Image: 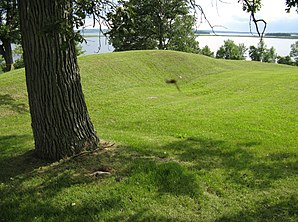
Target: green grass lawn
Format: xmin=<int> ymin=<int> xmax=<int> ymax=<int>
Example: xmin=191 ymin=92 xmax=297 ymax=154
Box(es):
xmin=0 ymin=50 xmax=297 ymax=221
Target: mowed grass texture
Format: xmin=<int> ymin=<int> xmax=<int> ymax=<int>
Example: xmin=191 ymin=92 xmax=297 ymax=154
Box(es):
xmin=0 ymin=50 xmax=297 ymax=221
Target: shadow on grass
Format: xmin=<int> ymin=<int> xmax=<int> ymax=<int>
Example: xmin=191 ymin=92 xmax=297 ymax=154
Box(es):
xmin=0 ymin=138 xmax=200 ymax=221
xmin=0 ymin=94 xmax=28 ymax=114
xmin=108 ymin=209 xmax=191 ymax=222
xmin=0 ymin=135 xmax=297 ymax=221
xmin=0 ymin=134 xmax=50 ymax=182
xmin=216 ymin=195 xmax=298 ymax=222
xmin=162 ymin=137 xmax=298 ymax=189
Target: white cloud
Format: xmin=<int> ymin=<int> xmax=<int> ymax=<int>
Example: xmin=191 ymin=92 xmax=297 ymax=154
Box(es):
xmin=196 ymin=0 xmax=298 ymax=32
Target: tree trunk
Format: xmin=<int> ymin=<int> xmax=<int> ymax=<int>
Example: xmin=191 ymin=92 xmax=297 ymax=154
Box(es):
xmin=158 ymin=36 xmax=164 ymax=50
xmin=0 ymin=39 xmax=14 ymax=72
xmin=18 ymin=0 xmax=99 ymax=161
xmin=157 ymin=20 xmax=164 ymax=50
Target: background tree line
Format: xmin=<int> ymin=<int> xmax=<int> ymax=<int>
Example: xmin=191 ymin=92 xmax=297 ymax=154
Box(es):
xmin=201 ymin=39 xmax=298 ymax=66
xmin=0 ymin=0 xmax=19 ymax=72
xmin=199 ymin=39 xmax=298 ymax=66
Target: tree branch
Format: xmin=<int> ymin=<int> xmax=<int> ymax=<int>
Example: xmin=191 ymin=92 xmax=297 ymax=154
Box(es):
xmin=241 ymin=0 xmax=267 ymax=40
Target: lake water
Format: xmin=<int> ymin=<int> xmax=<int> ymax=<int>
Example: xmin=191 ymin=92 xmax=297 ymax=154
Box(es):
xmin=81 ymin=36 xmax=114 ymax=54
xmin=81 ymin=35 xmax=297 ymax=58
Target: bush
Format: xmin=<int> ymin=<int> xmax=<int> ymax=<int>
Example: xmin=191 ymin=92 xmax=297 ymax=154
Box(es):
xmin=216 ymin=39 xmax=247 ymax=60
xmin=290 ymin=41 xmax=298 ymax=64
xmin=14 ymin=58 xmax=25 ymax=69
xmin=0 ymin=56 xmax=4 ymax=73
xmin=277 ymin=56 xmax=292 ymax=65
xmin=201 ymin=45 xmax=214 ymax=57
xmin=249 ymin=40 xmax=277 ymax=63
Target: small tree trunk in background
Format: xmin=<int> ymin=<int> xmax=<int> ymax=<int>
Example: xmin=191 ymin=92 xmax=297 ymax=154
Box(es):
xmin=157 ymin=22 xmax=165 ymax=50
xmin=158 ymin=37 xmax=164 ymax=50
xmin=0 ymin=39 xmax=14 ymax=71
xmin=18 ymin=0 xmax=99 ymax=161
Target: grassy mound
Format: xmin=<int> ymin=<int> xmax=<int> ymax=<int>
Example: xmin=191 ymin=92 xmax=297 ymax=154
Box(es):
xmin=1 ymin=50 xmax=298 ymax=221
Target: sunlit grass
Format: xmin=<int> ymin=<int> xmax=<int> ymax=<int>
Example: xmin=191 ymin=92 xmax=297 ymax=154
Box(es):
xmin=0 ymin=50 xmax=298 ymax=221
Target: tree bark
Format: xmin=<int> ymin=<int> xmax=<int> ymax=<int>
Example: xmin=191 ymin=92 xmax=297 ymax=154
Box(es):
xmin=18 ymin=0 xmax=99 ymax=161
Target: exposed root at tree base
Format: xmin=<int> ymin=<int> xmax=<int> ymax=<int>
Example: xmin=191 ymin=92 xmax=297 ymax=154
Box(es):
xmin=69 ymin=140 xmax=116 ymax=159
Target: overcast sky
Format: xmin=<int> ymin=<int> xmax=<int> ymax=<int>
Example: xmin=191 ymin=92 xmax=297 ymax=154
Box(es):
xmin=197 ymin=0 xmax=298 ymax=32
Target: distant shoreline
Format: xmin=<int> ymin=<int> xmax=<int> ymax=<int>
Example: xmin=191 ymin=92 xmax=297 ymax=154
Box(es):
xmin=79 ymin=29 xmax=298 ymax=40
xmin=195 ymin=34 xmax=298 ymax=40
xmin=82 ymin=33 xmax=298 ymax=40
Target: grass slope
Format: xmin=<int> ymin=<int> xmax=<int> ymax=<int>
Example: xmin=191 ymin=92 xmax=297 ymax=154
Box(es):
xmin=0 ymin=50 xmax=298 ymax=221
